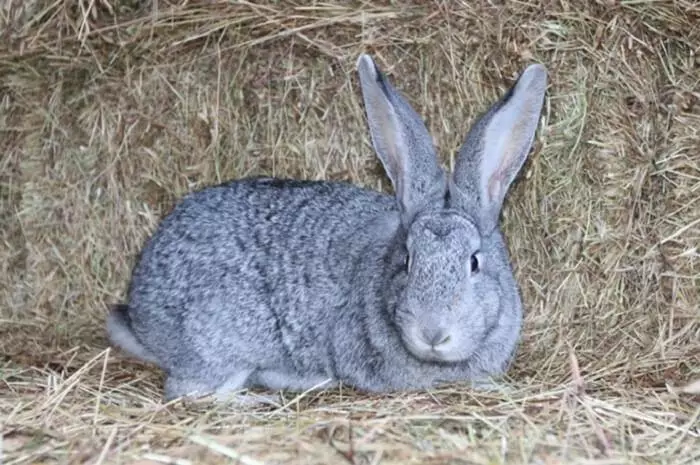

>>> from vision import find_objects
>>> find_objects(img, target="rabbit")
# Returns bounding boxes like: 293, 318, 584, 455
106, 53, 547, 404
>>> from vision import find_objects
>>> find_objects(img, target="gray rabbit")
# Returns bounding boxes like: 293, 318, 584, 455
106, 54, 547, 403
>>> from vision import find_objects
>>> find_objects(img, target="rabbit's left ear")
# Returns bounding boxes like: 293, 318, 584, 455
357, 54, 447, 225
450, 65, 547, 233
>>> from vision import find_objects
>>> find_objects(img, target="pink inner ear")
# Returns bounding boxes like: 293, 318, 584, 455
487, 168, 505, 205
380, 120, 405, 201
486, 141, 515, 205
365, 82, 405, 198
485, 120, 529, 206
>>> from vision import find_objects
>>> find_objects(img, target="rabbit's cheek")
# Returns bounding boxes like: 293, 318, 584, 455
469, 276, 501, 324
481, 286, 502, 328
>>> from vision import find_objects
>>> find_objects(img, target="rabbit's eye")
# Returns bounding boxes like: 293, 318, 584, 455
470, 254, 480, 273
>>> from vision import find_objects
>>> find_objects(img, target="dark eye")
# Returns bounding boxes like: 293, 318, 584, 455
470, 254, 480, 273
405, 253, 411, 271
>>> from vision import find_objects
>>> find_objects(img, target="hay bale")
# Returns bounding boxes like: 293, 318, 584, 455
1, 1, 698, 464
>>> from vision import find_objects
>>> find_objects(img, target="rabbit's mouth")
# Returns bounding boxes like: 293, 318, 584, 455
399, 323, 467, 363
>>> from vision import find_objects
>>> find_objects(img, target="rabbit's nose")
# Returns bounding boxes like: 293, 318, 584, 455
422, 328, 451, 348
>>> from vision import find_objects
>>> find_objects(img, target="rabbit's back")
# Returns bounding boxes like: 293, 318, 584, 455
126, 177, 397, 379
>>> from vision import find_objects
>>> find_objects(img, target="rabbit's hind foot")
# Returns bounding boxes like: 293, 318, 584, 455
164, 369, 276, 406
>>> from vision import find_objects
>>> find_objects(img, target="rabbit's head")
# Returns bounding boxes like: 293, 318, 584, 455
357, 54, 546, 363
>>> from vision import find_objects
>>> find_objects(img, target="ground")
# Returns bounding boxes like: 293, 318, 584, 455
1, 1, 699, 464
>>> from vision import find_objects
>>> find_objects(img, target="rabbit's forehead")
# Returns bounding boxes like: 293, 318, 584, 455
408, 210, 480, 254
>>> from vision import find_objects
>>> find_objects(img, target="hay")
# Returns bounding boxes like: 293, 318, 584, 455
1, 0, 699, 463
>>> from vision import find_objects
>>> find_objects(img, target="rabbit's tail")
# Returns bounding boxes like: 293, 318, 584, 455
106, 304, 159, 365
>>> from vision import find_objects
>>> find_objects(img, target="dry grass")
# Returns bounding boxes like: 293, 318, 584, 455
1, 0, 699, 463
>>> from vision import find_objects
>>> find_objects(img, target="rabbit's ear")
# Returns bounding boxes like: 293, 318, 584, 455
357, 54, 447, 223
450, 64, 547, 233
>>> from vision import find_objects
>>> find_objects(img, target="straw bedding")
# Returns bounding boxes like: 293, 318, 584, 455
1, 1, 698, 464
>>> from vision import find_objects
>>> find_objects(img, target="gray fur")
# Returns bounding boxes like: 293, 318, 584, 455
106, 54, 547, 402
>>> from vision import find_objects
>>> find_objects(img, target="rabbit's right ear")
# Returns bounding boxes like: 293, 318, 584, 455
357, 54, 447, 224
450, 64, 547, 234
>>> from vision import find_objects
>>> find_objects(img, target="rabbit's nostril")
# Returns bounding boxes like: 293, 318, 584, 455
422, 329, 451, 348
